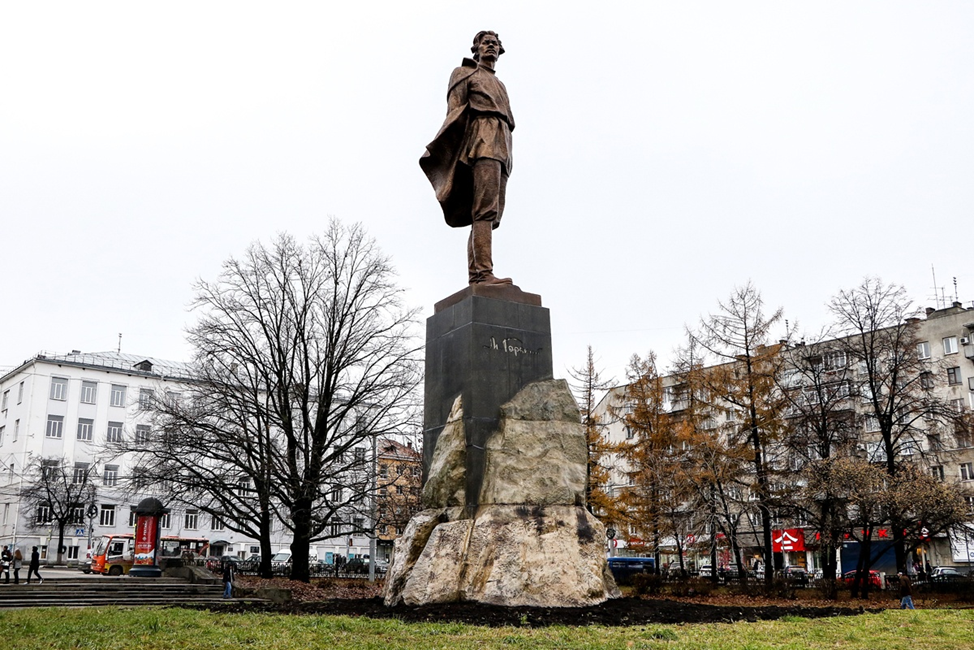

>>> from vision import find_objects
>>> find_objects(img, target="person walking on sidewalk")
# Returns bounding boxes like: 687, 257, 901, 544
12, 548, 23, 584
1, 545, 11, 583
898, 572, 915, 609
26, 547, 42, 584
221, 558, 235, 599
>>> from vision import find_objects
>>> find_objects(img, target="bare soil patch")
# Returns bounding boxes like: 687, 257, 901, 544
190, 577, 882, 627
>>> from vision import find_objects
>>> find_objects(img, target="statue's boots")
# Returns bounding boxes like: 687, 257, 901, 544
468, 220, 512, 285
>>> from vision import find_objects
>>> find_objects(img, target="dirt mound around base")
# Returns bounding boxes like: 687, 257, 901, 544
185, 596, 877, 627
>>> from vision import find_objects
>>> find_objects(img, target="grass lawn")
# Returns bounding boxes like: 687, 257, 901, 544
0, 607, 971, 650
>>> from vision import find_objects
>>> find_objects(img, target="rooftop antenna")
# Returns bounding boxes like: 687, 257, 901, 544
117, 333, 122, 354
931, 265, 943, 309
954, 277, 959, 303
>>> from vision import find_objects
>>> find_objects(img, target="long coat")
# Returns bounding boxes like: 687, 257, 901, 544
420, 59, 514, 228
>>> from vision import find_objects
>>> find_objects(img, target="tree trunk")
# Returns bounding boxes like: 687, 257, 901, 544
56, 524, 66, 565
289, 496, 313, 582
259, 508, 274, 579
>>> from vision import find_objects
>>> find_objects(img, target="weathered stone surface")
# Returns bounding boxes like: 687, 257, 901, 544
400, 519, 474, 605
422, 395, 466, 508
479, 380, 587, 506
383, 504, 620, 608
461, 505, 620, 607
388, 379, 618, 608
499, 378, 579, 423
383, 508, 446, 606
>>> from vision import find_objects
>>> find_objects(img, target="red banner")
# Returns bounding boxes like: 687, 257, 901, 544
133, 515, 158, 566
772, 528, 805, 552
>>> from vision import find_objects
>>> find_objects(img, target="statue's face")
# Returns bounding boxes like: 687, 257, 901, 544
476, 34, 500, 62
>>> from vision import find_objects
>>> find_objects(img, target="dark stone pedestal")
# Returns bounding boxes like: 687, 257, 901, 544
424, 285, 553, 511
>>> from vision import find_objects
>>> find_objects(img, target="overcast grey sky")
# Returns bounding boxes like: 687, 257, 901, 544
2, 1, 973, 383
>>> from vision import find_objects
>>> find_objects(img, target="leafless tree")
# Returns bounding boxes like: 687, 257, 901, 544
20, 457, 96, 564
131, 220, 421, 581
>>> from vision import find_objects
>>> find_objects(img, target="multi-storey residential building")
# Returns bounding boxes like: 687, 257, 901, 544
375, 438, 422, 561
593, 302, 974, 576
0, 350, 386, 565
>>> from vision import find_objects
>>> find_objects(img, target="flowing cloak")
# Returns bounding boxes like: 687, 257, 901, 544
420, 58, 515, 228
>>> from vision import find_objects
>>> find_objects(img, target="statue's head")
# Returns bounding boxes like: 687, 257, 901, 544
471, 31, 504, 62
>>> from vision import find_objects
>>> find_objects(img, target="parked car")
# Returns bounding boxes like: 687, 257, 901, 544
929, 566, 968, 583
205, 555, 241, 572
697, 564, 713, 578
607, 557, 656, 585
841, 569, 883, 589
238, 554, 262, 575
270, 551, 292, 576
781, 565, 809, 586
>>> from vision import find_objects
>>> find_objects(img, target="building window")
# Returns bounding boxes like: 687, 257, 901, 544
958, 432, 973, 449
329, 520, 343, 537
69, 506, 85, 525
211, 515, 225, 531
961, 462, 974, 481
164, 391, 182, 406
77, 418, 94, 442
353, 447, 366, 462
14, 419, 20, 441
330, 487, 343, 503
352, 517, 364, 532
0, 425, 4, 446
927, 434, 942, 452
129, 507, 138, 527
948, 367, 962, 386
920, 372, 934, 390
395, 485, 404, 495
236, 479, 253, 498
184, 510, 199, 530
72, 463, 89, 484
160, 512, 172, 529
625, 425, 634, 439
103, 465, 119, 486
138, 388, 154, 410
110, 385, 126, 408
100, 504, 116, 527
863, 415, 880, 432
17, 381, 24, 404
917, 341, 931, 359
379, 464, 388, 478
67, 546, 80, 560
135, 425, 150, 445
823, 351, 847, 371
1, 390, 7, 410
106, 422, 123, 443
50, 377, 68, 401
80, 381, 97, 404
36, 505, 52, 525
944, 337, 958, 355
46, 415, 64, 438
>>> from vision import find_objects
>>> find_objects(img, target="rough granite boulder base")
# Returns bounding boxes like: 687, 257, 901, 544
422, 395, 466, 508
479, 379, 587, 506
386, 380, 620, 608
384, 505, 620, 607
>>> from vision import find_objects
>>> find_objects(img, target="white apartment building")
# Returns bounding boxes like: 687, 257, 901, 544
594, 302, 974, 573
0, 350, 378, 564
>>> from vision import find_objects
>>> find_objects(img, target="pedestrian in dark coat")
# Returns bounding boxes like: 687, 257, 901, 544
26, 547, 42, 584
898, 572, 915, 609
1, 545, 11, 583
222, 559, 235, 599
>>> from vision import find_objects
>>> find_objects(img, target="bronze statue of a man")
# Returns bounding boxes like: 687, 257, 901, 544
420, 31, 514, 286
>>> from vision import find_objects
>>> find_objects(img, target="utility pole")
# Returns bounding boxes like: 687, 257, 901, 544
369, 433, 377, 582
